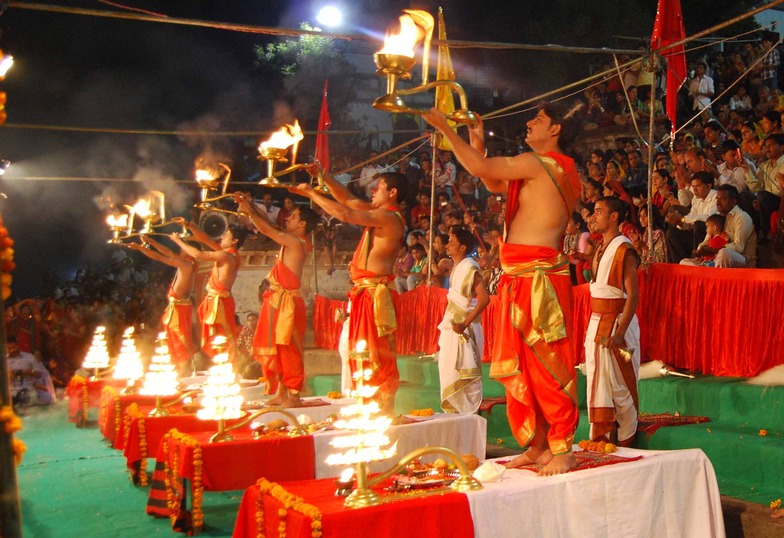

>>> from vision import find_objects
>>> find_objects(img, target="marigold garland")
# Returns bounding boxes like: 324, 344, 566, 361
99, 385, 120, 436
162, 429, 204, 531
255, 477, 323, 538
126, 403, 149, 486
0, 406, 25, 465
578, 439, 617, 453
0, 214, 15, 300
771, 498, 782, 510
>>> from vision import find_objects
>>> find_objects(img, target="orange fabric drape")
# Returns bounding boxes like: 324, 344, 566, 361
314, 263, 784, 377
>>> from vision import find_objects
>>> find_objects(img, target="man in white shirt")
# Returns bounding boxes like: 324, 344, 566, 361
713, 185, 757, 267
689, 60, 714, 112
357, 150, 391, 200
7, 337, 44, 406
742, 133, 784, 241
717, 141, 759, 227
254, 192, 280, 223
666, 171, 718, 262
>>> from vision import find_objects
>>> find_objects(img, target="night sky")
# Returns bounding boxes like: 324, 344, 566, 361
0, 0, 660, 298
0, 1, 415, 297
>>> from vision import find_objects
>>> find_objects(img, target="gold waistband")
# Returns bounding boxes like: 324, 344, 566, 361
590, 297, 625, 314
206, 284, 231, 299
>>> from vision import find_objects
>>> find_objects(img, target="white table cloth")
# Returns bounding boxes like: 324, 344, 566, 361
466, 447, 724, 538
312, 413, 487, 479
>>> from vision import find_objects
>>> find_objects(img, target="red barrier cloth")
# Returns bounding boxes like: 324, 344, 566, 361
313, 295, 347, 350
317, 263, 784, 377
233, 477, 474, 538
389, 285, 447, 355
645, 263, 784, 376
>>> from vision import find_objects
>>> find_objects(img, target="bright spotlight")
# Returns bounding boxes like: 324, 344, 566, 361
316, 6, 343, 27
0, 160, 9, 176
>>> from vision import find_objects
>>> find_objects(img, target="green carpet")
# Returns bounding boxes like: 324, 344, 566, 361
15, 403, 241, 537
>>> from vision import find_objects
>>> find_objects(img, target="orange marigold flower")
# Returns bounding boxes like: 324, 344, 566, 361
759, 429, 768, 436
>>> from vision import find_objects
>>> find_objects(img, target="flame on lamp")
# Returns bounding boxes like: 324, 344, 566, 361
378, 14, 421, 58
259, 120, 304, 162
106, 213, 128, 229
114, 327, 144, 383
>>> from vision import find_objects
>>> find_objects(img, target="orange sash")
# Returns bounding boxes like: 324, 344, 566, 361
253, 253, 307, 393
162, 291, 194, 365
348, 274, 400, 397
491, 241, 578, 455
198, 273, 237, 357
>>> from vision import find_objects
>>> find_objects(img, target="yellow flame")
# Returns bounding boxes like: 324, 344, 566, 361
259, 120, 304, 152
133, 198, 152, 218
378, 14, 421, 57
195, 168, 216, 183
106, 213, 128, 228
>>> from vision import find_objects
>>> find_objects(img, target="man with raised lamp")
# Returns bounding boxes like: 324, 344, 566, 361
292, 170, 406, 415
436, 228, 489, 414
585, 196, 640, 447
424, 102, 582, 475
128, 235, 197, 377
235, 193, 318, 407
171, 218, 246, 364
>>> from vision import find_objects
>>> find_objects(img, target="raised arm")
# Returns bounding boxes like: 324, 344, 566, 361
421, 109, 522, 192
171, 217, 221, 251
289, 183, 399, 229
307, 163, 372, 210
235, 193, 307, 251
143, 235, 178, 259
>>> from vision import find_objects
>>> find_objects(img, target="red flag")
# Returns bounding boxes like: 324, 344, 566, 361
315, 80, 331, 171
650, 0, 686, 140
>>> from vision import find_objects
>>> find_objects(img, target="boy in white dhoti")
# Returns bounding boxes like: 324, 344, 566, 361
436, 228, 490, 413
585, 197, 641, 446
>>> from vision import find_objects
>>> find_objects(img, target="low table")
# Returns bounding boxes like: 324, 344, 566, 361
233, 447, 725, 538
124, 397, 354, 485
147, 413, 487, 533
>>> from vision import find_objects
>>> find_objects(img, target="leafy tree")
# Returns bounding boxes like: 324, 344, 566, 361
254, 23, 363, 157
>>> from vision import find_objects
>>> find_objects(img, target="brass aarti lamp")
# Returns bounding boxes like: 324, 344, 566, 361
326, 340, 482, 509
258, 120, 306, 187
106, 210, 130, 244
373, 10, 477, 124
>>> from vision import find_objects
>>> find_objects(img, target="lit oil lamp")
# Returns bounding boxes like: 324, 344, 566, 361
373, 10, 477, 124
258, 120, 306, 186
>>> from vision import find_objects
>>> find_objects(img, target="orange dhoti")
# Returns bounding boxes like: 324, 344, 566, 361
197, 279, 238, 358
253, 262, 306, 394
162, 295, 195, 365
348, 272, 400, 398
490, 241, 579, 456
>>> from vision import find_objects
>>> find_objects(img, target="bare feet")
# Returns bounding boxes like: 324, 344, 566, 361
326, 265, 335, 276
772, 507, 784, 519
539, 452, 577, 476
281, 395, 303, 408
265, 394, 286, 406
504, 447, 551, 469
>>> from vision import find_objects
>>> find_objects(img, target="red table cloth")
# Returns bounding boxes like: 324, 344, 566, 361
65, 376, 126, 425
233, 476, 474, 538
123, 405, 247, 486
99, 388, 163, 446
147, 428, 316, 533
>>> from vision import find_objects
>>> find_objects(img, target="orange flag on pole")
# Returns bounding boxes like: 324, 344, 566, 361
435, 8, 457, 151
315, 80, 331, 171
